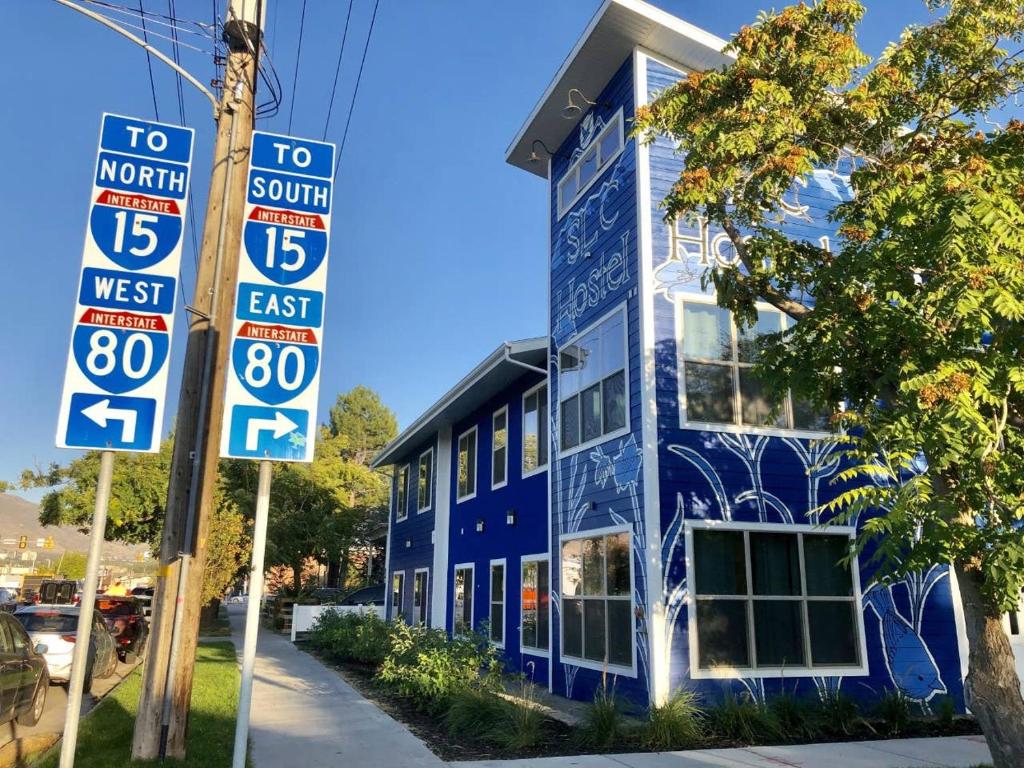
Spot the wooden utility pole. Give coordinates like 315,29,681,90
132,2,262,759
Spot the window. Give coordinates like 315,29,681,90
689,524,865,675
559,308,627,452
523,383,548,475
680,301,830,431
413,569,429,625
492,407,508,489
391,571,405,621
557,110,624,218
417,449,433,512
521,557,550,653
395,465,409,521
457,427,477,501
561,530,632,669
490,560,505,647
453,565,474,635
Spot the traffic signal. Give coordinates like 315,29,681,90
44,537,54,550
17,536,27,550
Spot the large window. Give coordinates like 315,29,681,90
689,524,865,675
453,565,474,635
391,571,405,621
559,308,627,452
395,465,409,522
491,407,508,489
521,557,550,653
413,569,429,625
417,448,433,513
490,560,505,647
457,427,477,501
557,109,624,218
679,301,829,431
522,383,549,475
561,530,633,669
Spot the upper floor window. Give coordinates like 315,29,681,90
417,448,433,513
491,407,508,489
522,383,548,475
679,301,829,432
556,109,624,218
395,465,409,522
559,308,627,453
457,427,477,501
689,524,865,676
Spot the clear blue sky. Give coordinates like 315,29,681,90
0,0,933,496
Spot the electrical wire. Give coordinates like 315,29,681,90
82,0,215,39
138,0,161,123
286,0,308,134
322,0,354,141
334,0,381,180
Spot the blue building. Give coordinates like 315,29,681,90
373,0,973,713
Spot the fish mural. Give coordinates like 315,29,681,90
864,583,947,704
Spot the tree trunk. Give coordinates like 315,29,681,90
955,562,1024,768
292,564,302,595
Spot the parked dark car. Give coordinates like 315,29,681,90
15,605,117,692
96,596,148,662
0,613,49,726
35,580,78,606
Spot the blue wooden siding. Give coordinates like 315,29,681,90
387,435,437,625
445,371,550,686
548,55,650,708
644,55,965,712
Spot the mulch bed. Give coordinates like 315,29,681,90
302,645,982,761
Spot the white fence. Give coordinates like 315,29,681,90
290,603,385,642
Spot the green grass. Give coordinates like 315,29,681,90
36,642,241,767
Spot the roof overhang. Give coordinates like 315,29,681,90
506,0,731,177
371,338,548,469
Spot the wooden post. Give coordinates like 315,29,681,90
131,3,260,759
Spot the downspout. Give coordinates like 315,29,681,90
503,343,548,376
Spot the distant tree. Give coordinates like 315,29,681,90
201,497,251,607
634,1,1024,764
51,551,88,581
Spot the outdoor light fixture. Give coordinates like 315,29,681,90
506,509,517,526
405,539,412,549
562,87,600,119
475,518,485,533
529,139,563,163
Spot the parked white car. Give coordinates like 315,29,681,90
14,605,117,690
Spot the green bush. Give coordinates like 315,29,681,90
875,690,911,737
935,695,956,729
376,622,502,712
578,684,627,749
640,690,704,751
768,693,820,742
816,689,861,737
306,610,390,666
707,693,782,745
445,687,545,750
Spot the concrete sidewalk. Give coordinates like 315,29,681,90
451,736,992,768
228,606,990,768
227,605,444,768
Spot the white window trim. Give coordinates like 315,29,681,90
453,562,475,636
521,381,549,479
489,558,506,649
413,567,430,625
556,107,625,219
395,465,410,522
684,519,869,680
557,524,637,677
520,553,550,658
417,447,434,513
557,303,631,459
490,406,509,490
675,294,832,439
456,426,478,503
391,570,405,620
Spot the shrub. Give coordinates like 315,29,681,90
578,684,627,749
935,695,956,729
445,687,545,750
816,689,861,737
640,690,704,751
706,693,781,745
875,690,911,737
306,610,390,666
376,622,501,712
768,693,820,742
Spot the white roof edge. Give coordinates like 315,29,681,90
371,337,548,468
504,0,730,167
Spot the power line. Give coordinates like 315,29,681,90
286,0,308,135
334,0,381,180
137,1,161,123
322,0,354,142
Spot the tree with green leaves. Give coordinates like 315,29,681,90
634,1,1024,763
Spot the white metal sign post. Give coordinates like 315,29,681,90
224,131,335,768
56,114,194,768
